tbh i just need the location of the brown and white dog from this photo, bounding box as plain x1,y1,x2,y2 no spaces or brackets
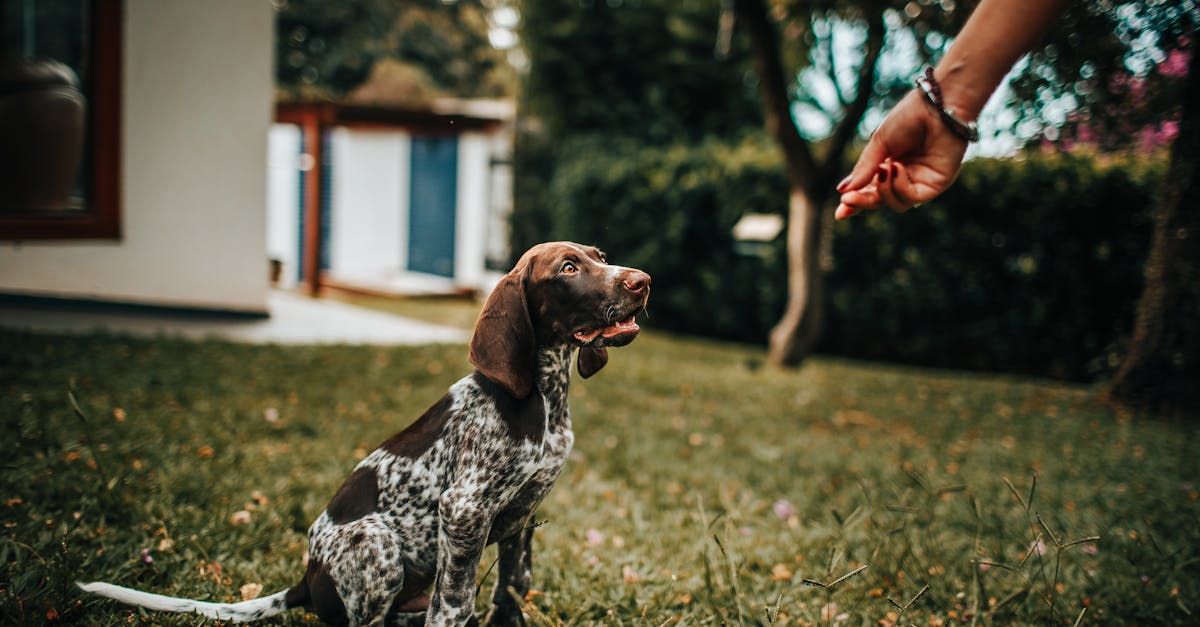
79,242,651,626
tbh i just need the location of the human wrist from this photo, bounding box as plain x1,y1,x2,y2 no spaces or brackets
916,66,979,142
931,61,990,124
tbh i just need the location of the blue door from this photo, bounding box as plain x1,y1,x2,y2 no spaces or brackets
408,136,458,277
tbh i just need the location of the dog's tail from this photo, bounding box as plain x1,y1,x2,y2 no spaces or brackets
77,581,292,623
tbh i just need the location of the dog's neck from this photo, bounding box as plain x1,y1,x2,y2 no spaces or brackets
535,344,573,428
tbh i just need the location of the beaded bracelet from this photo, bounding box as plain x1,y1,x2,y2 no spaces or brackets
915,66,980,143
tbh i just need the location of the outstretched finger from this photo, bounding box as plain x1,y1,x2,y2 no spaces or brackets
835,202,862,220
837,136,889,193
834,182,883,219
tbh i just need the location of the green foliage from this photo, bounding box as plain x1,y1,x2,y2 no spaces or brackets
3,329,1198,624
518,0,762,143
1016,0,1198,149
828,151,1164,380
521,139,1164,381
276,0,512,99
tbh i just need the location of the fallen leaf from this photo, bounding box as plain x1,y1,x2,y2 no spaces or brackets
240,583,263,601
112,408,126,422
771,563,793,581
197,445,215,459
622,565,639,584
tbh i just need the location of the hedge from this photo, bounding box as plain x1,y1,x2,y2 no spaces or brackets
515,135,1162,381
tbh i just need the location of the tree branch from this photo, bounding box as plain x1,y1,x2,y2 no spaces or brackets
823,8,886,178
819,19,849,108
735,0,816,188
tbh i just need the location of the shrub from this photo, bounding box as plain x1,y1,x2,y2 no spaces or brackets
827,151,1161,380
515,137,1163,381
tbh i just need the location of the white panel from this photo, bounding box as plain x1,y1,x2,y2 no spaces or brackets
327,129,406,282
0,0,275,312
455,133,490,288
396,131,412,273
267,124,301,289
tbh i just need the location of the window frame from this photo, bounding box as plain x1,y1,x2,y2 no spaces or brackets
0,0,121,240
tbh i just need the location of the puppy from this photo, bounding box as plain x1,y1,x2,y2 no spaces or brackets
79,242,650,626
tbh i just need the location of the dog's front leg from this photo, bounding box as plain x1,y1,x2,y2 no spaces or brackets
485,525,534,626
426,487,493,627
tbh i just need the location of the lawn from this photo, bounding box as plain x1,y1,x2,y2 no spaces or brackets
1,309,1197,625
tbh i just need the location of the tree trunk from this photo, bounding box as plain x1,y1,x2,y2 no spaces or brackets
735,0,884,367
769,188,826,366
1106,47,1200,418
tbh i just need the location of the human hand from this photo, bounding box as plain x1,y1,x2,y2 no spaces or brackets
834,90,969,219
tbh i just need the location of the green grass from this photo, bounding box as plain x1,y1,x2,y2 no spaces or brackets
326,292,484,331
2,319,1197,625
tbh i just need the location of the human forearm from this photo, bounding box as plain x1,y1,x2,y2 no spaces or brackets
934,0,1072,121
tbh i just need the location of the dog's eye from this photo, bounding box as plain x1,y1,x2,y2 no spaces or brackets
560,260,578,274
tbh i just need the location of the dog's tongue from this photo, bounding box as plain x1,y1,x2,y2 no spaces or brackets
574,317,639,343
601,317,639,337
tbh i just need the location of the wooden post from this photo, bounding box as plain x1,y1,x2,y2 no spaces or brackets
300,109,323,296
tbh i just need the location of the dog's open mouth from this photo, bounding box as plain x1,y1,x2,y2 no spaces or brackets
573,315,640,344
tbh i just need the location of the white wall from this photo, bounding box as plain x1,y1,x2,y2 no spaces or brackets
267,124,301,289
455,133,491,288
327,128,410,283
0,0,275,313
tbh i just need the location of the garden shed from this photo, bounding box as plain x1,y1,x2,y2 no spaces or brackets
269,98,514,296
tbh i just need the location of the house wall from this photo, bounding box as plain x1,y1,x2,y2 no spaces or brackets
0,0,275,313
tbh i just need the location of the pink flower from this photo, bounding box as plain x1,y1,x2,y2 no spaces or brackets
140,548,153,564
1160,49,1191,78
585,528,604,547
772,499,795,520
1033,538,1047,556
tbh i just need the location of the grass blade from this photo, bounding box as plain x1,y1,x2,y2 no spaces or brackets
827,564,868,588
1002,476,1027,510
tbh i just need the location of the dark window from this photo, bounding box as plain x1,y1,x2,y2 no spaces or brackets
0,0,120,239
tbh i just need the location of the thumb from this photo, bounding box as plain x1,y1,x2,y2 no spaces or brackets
837,137,889,193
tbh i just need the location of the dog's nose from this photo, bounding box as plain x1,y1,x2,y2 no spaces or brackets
622,270,651,294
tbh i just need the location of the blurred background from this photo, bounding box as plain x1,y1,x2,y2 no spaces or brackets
0,0,1195,410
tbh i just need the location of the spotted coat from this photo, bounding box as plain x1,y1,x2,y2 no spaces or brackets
302,346,575,626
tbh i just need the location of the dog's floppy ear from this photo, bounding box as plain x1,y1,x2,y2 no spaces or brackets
469,268,536,399
577,346,608,379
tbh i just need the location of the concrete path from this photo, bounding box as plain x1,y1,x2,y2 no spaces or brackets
0,291,469,345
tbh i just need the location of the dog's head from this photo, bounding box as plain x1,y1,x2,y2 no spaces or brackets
469,241,651,398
